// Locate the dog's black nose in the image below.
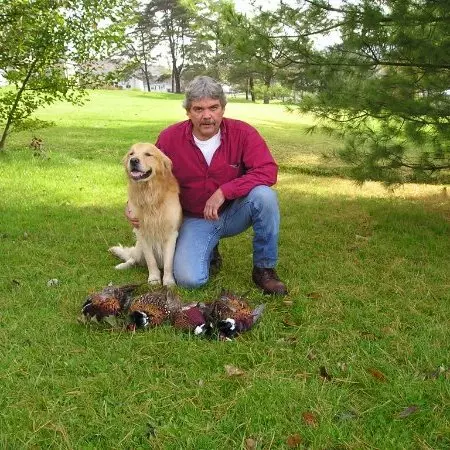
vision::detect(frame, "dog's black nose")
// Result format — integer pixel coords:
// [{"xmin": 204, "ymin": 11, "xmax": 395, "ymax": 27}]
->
[{"xmin": 130, "ymin": 157, "xmax": 140, "ymax": 167}]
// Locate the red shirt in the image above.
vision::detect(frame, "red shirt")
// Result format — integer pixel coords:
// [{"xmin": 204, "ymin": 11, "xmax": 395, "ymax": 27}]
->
[{"xmin": 155, "ymin": 118, "xmax": 278, "ymax": 217}]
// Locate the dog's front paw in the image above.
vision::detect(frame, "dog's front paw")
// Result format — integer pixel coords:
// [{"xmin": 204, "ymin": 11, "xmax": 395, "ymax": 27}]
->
[
  {"xmin": 162, "ymin": 275, "xmax": 176, "ymax": 287},
  {"xmin": 148, "ymin": 273, "xmax": 161, "ymax": 285}
]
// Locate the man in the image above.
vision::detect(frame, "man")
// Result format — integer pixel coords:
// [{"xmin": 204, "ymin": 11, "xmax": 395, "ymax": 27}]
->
[{"xmin": 128, "ymin": 75, "xmax": 287, "ymax": 295}]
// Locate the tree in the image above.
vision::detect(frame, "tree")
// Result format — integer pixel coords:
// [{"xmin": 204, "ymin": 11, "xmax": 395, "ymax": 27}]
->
[
  {"xmin": 0, "ymin": 0, "xmax": 137, "ymax": 151},
  {"xmin": 181, "ymin": 0, "xmax": 234, "ymax": 82},
  {"xmin": 244, "ymin": 0, "xmax": 450, "ymax": 183},
  {"xmin": 125, "ymin": 12, "xmax": 160, "ymax": 91},
  {"xmin": 220, "ymin": 5, "xmax": 296, "ymax": 103},
  {"xmin": 143, "ymin": 0, "xmax": 192, "ymax": 93}
]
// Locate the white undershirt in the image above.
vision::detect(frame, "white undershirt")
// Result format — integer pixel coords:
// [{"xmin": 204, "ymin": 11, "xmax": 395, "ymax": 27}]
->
[{"xmin": 193, "ymin": 131, "xmax": 221, "ymax": 166}]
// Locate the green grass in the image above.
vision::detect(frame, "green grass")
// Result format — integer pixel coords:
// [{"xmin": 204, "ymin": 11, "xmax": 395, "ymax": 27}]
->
[{"xmin": 0, "ymin": 90, "xmax": 449, "ymax": 449}]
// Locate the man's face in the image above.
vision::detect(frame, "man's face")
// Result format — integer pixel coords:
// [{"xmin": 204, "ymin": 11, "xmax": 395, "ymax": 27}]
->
[{"xmin": 187, "ymin": 98, "xmax": 224, "ymax": 140}]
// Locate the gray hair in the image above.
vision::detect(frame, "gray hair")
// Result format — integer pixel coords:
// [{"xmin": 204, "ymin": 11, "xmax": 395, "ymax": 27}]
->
[{"xmin": 183, "ymin": 76, "xmax": 227, "ymax": 110}]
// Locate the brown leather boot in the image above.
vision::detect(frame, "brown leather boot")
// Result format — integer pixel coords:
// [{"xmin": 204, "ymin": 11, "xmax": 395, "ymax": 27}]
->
[{"xmin": 252, "ymin": 267, "xmax": 288, "ymax": 296}]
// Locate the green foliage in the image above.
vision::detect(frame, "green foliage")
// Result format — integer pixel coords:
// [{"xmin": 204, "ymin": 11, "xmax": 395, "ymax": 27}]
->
[
  {"xmin": 0, "ymin": 0, "xmax": 137, "ymax": 149},
  {"xmin": 142, "ymin": 0, "xmax": 192, "ymax": 93},
  {"xmin": 290, "ymin": 0, "xmax": 450, "ymax": 183},
  {"xmin": 213, "ymin": 0, "xmax": 449, "ymax": 183}
]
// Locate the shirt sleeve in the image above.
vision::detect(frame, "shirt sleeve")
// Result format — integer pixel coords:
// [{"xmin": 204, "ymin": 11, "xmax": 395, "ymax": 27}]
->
[{"xmin": 220, "ymin": 129, "xmax": 278, "ymax": 200}]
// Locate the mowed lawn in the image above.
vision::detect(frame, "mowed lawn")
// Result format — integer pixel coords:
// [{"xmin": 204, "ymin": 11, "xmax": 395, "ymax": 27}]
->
[{"xmin": 0, "ymin": 90, "xmax": 449, "ymax": 449}]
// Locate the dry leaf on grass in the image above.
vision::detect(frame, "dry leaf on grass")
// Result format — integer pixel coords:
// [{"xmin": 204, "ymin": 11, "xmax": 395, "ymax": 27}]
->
[
  {"xmin": 245, "ymin": 437, "xmax": 257, "ymax": 449},
  {"xmin": 282, "ymin": 319, "xmax": 298, "ymax": 327},
  {"xmin": 359, "ymin": 330, "xmax": 380, "ymax": 341},
  {"xmin": 368, "ymin": 368, "xmax": 387, "ymax": 381},
  {"xmin": 319, "ymin": 366, "xmax": 332, "ymax": 381},
  {"xmin": 286, "ymin": 434, "xmax": 302, "ymax": 447},
  {"xmin": 283, "ymin": 300, "xmax": 294, "ymax": 306},
  {"xmin": 302, "ymin": 411, "xmax": 318, "ymax": 427},
  {"xmin": 224, "ymin": 364, "xmax": 245, "ymax": 377},
  {"xmin": 306, "ymin": 292, "xmax": 322, "ymax": 299},
  {"xmin": 396, "ymin": 405, "xmax": 419, "ymax": 419}
]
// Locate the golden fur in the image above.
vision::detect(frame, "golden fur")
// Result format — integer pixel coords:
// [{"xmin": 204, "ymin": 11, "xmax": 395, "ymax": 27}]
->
[{"xmin": 109, "ymin": 143, "xmax": 182, "ymax": 286}]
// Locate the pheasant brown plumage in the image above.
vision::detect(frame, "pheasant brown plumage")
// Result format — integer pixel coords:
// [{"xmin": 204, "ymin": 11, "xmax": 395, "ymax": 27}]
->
[
  {"xmin": 127, "ymin": 289, "xmax": 182, "ymax": 329},
  {"xmin": 81, "ymin": 283, "xmax": 141, "ymax": 321},
  {"xmin": 203, "ymin": 291, "xmax": 265, "ymax": 339}
]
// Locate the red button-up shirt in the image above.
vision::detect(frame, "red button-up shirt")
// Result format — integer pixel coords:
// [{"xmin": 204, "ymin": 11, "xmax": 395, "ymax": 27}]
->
[{"xmin": 155, "ymin": 117, "xmax": 278, "ymax": 217}]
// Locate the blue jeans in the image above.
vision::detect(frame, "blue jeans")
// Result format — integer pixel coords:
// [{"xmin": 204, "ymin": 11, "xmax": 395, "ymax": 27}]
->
[{"xmin": 173, "ymin": 186, "xmax": 280, "ymax": 288}]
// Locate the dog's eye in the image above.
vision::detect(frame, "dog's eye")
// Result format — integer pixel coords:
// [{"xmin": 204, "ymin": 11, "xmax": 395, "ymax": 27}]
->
[
  {"xmin": 129, "ymin": 151, "xmax": 134, "ymax": 156},
  {"xmin": 144, "ymin": 152, "xmax": 152, "ymax": 157}
]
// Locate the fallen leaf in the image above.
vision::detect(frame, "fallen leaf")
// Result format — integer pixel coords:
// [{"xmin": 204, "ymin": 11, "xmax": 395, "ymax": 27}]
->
[
  {"xmin": 245, "ymin": 438, "xmax": 257, "ymax": 449},
  {"xmin": 286, "ymin": 434, "xmax": 302, "ymax": 448},
  {"xmin": 283, "ymin": 300, "xmax": 294, "ymax": 306},
  {"xmin": 47, "ymin": 278, "xmax": 60, "ymax": 287},
  {"xmin": 367, "ymin": 368, "xmax": 387, "ymax": 382},
  {"xmin": 302, "ymin": 411, "xmax": 318, "ymax": 427},
  {"xmin": 306, "ymin": 292, "xmax": 322, "ymax": 299},
  {"xmin": 319, "ymin": 366, "xmax": 332, "ymax": 381},
  {"xmin": 381, "ymin": 326, "xmax": 395, "ymax": 335},
  {"xmin": 337, "ymin": 362, "xmax": 348, "ymax": 372},
  {"xmin": 224, "ymin": 364, "xmax": 245, "ymax": 377},
  {"xmin": 396, "ymin": 405, "xmax": 419, "ymax": 419},
  {"xmin": 360, "ymin": 330, "xmax": 379, "ymax": 341},
  {"xmin": 307, "ymin": 350, "xmax": 317, "ymax": 360},
  {"xmin": 282, "ymin": 319, "xmax": 298, "ymax": 327}
]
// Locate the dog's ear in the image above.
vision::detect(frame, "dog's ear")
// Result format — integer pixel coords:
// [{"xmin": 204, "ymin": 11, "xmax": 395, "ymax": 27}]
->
[
  {"xmin": 123, "ymin": 147, "xmax": 133, "ymax": 168},
  {"xmin": 160, "ymin": 152, "xmax": 173, "ymax": 174}
]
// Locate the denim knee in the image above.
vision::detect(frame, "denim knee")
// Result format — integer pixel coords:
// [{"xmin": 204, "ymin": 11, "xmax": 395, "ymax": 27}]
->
[
  {"xmin": 174, "ymin": 264, "xmax": 209, "ymax": 289},
  {"xmin": 247, "ymin": 185, "xmax": 279, "ymax": 213}
]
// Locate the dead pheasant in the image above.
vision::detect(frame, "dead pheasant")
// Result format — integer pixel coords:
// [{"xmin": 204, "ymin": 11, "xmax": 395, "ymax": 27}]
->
[
  {"xmin": 203, "ymin": 291, "xmax": 265, "ymax": 339},
  {"xmin": 171, "ymin": 303, "xmax": 212, "ymax": 336},
  {"xmin": 81, "ymin": 283, "xmax": 141, "ymax": 322},
  {"xmin": 127, "ymin": 288, "xmax": 182, "ymax": 330}
]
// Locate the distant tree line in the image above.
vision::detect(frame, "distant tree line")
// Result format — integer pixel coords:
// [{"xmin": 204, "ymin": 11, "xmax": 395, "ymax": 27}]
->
[{"xmin": 1, "ymin": 0, "xmax": 448, "ymax": 183}]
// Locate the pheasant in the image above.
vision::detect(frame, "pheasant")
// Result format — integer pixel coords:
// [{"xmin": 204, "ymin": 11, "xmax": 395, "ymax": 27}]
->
[
  {"xmin": 171, "ymin": 303, "xmax": 212, "ymax": 336},
  {"xmin": 127, "ymin": 288, "xmax": 182, "ymax": 330},
  {"xmin": 81, "ymin": 283, "xmax": 141, "ymax": 322},
  {"xmin": 203, "ymin": 291, "xmax": 265, "ymax": 340}
]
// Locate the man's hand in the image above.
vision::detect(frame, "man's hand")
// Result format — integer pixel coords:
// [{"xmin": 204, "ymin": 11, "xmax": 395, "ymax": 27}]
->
[
  {"xmin": 204, "ymin": 188, "xmax": 225, "ymax": 220},
  {"xmin": 125, "ymin": 203, "xmax": 140, "ymax": 228}
]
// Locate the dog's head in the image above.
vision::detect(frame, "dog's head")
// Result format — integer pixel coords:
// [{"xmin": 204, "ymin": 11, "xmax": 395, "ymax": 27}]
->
[{"xmin": 124, "ymin": 143, "xmax": 173, "ymax": 182}]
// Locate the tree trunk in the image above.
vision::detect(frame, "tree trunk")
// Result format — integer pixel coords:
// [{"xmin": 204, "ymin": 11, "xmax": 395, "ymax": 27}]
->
[
  {"xmin": 249, "ymin": 75, "xmax": 255, "ymax": 103},
  {"xmin": 263, "ymin": 75, "xmax": 271, "ymax": 104},
  {"xmin": 174, "ymin": 69, "xmax": 181, "ymax": 93},
  {"xmin": 0, "ymin": 59, "xmax": 38, "ymax": 151},
  {"xmin": 142, "ymin": 61, "xmax": 151, "ymax": 92}
]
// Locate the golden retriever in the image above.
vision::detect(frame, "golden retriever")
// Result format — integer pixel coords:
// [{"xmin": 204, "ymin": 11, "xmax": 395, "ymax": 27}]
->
[{"xmin": 109, "ymin": 143, "xmax": 182, "ymax": 286}]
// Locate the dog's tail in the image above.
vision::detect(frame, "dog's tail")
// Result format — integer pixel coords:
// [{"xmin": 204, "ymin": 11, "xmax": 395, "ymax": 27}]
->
[{"xmin": 109, "ymin": 244, "xmax": 144, "ymax": 269}]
